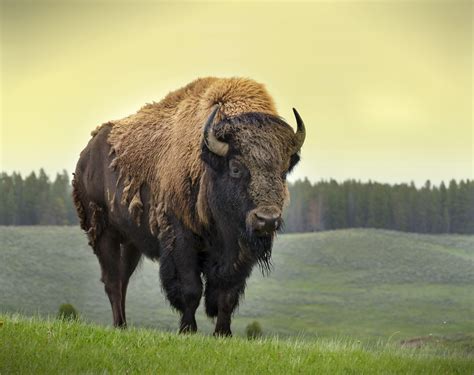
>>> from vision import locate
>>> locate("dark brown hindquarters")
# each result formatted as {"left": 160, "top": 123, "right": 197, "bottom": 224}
{"left": 72, "top": 127, "right": 142, "bottom": 327}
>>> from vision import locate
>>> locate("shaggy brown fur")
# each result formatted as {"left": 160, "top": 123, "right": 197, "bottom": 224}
{"left": 73, "top": 76, "right": 305, "bottom": 334}
{"left": 105, "top": 77, "right": 292, "bottom": 234}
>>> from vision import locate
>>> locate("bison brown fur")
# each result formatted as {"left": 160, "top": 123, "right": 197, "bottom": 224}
{"left": 73, "top": 77, "right": 305, "bottom": 336}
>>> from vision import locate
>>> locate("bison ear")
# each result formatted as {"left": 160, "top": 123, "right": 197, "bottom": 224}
{"left": 288, "top": 153, "right": 301, "bottom": 174}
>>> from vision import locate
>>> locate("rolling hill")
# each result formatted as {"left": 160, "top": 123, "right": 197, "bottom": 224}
{"left": 0, "top": 227, "right": 473, "bottom": 343}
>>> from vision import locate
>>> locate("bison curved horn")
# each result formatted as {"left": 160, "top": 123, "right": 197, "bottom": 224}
{"left": 203, "top": 104, "right": 229, "bottom": 157}
{"left": 292, "top": 108, "right": 306, "bottom": 153}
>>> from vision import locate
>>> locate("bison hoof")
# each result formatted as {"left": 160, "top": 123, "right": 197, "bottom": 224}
{"left": 179, "top": 324, "right": 197, "bottom": 334}
{"left": 114, "top": 321, "right": 127, "bottom": 329}
{"left": 213, "top": 330, "right": 232, "bottom": 338}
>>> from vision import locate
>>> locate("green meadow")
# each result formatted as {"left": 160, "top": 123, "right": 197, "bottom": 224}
{"left": 1, "top": 314, "right": 473, "bottom": 374}
{"left": 1, "top": 226, "right": 473, "bottom": 345}
{"left": 1, "top": 226, "right": 473, "bottom": 373}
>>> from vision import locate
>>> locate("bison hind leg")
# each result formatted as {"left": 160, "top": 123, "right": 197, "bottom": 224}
{"left": 119, "top": 243, "right": 142, "bottom": 325}
{"left": 93, "top": 227, "right": 127, "bottom": 328}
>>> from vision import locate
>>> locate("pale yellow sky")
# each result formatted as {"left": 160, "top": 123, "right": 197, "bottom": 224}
{"left": 1, "top": 0, "right": 472, "bottom": 185}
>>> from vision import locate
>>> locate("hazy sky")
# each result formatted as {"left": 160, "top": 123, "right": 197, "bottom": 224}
{"left": 1, "top": 0, "right": 472, "bottom": 185}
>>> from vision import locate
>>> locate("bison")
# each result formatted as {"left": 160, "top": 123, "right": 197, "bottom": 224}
{"left": 72, "top": 77, "right": 305, "bottom": 336}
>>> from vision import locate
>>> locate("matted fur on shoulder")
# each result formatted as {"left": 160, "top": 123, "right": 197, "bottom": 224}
{"left": 105, "top": 77, "right": 278, "bottom": 233}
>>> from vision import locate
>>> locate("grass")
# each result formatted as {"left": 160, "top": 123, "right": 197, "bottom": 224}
{"left": 1, "top": 314, "right": 473, "bottom": 374}
{"left": 0, "top": 227, "right": 473, "bottom": 344}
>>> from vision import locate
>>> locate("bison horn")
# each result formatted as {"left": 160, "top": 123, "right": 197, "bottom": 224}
{"left": 203, "top": 104, "right": 229, "bottom": 157}
{"left": 292, "top": 108, "right": 306, "bottom": 153}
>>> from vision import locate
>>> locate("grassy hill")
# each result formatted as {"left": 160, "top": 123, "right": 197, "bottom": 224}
{"left": 1, "top": 315, "right": 472, "bottom": 374}
{"left": 0, "top": 227, "right": 473, "bottom": 345}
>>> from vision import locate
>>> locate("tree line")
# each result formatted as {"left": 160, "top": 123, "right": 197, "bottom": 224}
{"left": 1, "top": 170, "right": 473, "bottom": 234}
{"left": 284, "top": 178, "right": 474, "bottom": 234}
{"left": 0, "top": 169, "right": 77, "bottom": 225}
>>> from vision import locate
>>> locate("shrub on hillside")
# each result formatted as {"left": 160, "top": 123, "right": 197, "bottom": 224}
{"left": 57, "top": 303, "right": 79, "bottom": 321}
{"left": 246, "top": 321, "right": 263, "bottom": 339}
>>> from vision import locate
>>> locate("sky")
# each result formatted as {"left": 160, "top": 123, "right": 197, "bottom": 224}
{"left": 1, "top": 0, "right": 472, "bottom": 185}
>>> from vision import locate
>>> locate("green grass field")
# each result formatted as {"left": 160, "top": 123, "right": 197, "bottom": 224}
{"left": 1, "top": 314, "right": 472, "bottom": 374}
{"left": 0, "top": 227, "right": 473, "bottom": 346}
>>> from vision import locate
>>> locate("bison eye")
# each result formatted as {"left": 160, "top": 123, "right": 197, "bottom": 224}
{"left": 229, "top": 160, "right": 242, "bottom": 178}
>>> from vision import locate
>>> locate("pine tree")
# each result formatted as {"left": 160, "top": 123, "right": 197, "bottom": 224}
{"left": 448, "top": 180, "right": 460, "bottom": 233}
{"left": 430, "top": 186, "right": 443, "bottom": 233}
{"left": 0, "top": 174, "right": 16, "bottom": 225}
{"left": 23, "top": 172, "right": 39, "bottom": 224}
{"left": 439, "top": 182, "right": 450, "bottom": 233}
{"left": 37, "top": 168, "right": 53, "bottom": 224}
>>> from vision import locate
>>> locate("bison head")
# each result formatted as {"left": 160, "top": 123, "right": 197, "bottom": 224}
{"left": 200, "top": 105, "right": 305, "bottom": 268}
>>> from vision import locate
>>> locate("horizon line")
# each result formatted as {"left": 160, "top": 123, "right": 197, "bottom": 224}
{"left": 1, "top": 168, "right": 472, "bottom": 188}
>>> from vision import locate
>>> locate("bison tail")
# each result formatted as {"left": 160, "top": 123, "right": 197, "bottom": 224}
{"left": 72, "top": 173, "right": 88, "bottom": 232}
{"left": 72, "top": 172, "right": 108, "bottom": 249}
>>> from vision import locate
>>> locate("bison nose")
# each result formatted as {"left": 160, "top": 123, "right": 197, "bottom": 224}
{"left": 253, "top": 211, "right": 282, "bottom": 235}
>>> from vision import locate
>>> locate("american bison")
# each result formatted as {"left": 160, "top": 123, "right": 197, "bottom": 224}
{"left": 72, "top": 77, "right": 305, "bottom": 336}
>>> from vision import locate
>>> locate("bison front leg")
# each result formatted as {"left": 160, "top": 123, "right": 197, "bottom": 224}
{"left": 215, "top": 290, "right": 239, "bottom": 336}
{"left": 159, "top": 221, "right": 203, "bottom": 334}
{"left": 160, "top": 253, "right": 202, "bottom": 333}
{"left": 205, "top": 280, "right": 245, "bottom": 337}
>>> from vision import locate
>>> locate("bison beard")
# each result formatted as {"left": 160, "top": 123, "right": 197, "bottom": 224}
{"left": 72, "top": 77, "right": 305, "bottom": 336}
{"left": 242, "top": 230, "right": 274, "bottom": 274}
